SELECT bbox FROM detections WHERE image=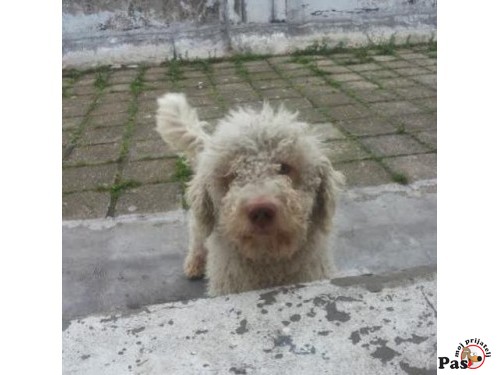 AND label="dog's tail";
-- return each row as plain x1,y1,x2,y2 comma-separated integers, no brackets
156,93,209,166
